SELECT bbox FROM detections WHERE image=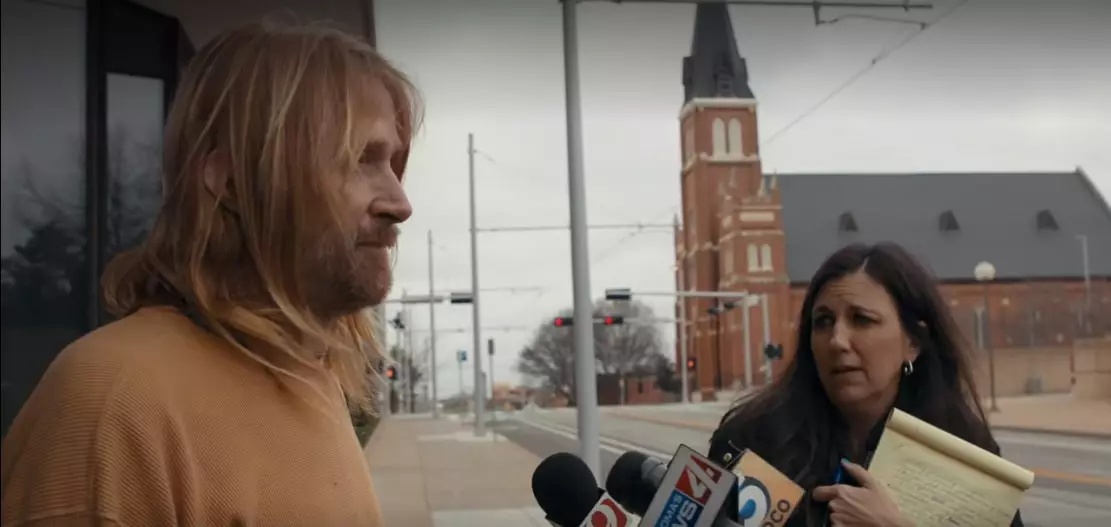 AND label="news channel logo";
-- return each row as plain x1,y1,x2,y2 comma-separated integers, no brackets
587,496,629,527
653,489,704,527
653,461,721,527
735,478,792,527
